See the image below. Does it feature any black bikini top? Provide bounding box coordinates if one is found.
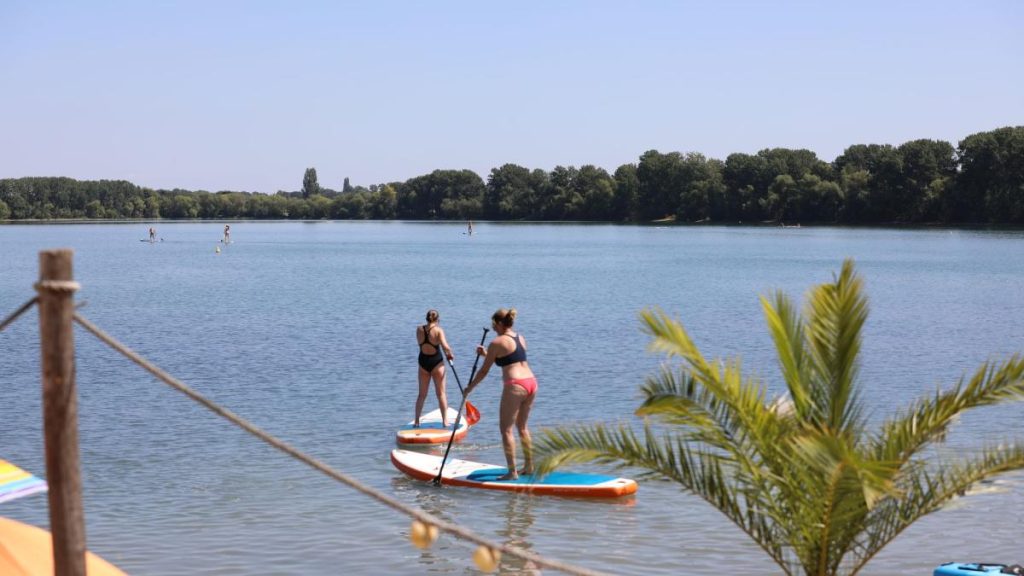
[495,333,526,366]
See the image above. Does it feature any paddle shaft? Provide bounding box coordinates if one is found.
[433,327,489,485]
[444,344,466,396]
[442,335,481,425]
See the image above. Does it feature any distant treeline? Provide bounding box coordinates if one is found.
[2,126,1021,224]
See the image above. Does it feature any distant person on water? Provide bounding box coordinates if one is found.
[468,220,474,235]
[464,308,536,480]
[148,227,156,242]
[223,224,231,243]
[415,309,455,428]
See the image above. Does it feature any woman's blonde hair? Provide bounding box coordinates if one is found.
[425,309,439,322]
[491,308,516,327]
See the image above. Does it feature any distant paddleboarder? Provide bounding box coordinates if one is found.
[223,224,231,243]
[148,227,156,242]
[467,220,474,236]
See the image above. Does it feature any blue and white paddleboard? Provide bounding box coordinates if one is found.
[390,449,637,498]
[935,564,1021,576]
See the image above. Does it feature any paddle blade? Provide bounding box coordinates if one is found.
[465,401,481,425]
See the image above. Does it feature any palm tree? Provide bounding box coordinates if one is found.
[533,260,1024,575]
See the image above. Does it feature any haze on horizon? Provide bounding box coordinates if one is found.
[1,0,1021,193]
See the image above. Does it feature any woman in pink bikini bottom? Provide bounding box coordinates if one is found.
[464,307,537,481]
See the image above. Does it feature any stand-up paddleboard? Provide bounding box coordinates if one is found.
[391,449,638,498]
[396,408,468,445]
[935,563,1023,575]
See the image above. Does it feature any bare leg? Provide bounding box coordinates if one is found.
[516,392,536,475]
[497,384,529,480]
[414,367,430,427]
[431,364,449,426]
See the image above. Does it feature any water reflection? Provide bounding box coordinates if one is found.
[394,476,542,575]
[496,494,540,575]
[405,479,464,575]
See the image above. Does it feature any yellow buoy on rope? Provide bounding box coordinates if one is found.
[409,520,438,549]
[473,545,501,572]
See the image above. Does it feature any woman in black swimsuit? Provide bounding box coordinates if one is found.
[415,309,454,428]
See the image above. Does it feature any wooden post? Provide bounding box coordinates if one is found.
[37,249,86,576]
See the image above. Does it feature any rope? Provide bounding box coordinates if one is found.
[1,290,84,332]
[34,280,82,293]
[72,312,611,576]
[0,297,38,331]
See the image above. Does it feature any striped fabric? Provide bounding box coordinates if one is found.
[0,459,47,504]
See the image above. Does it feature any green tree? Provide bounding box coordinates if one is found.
[612,164,639,221]
[302,167,319,199]
[675,153,723,222]
[369,184,399,219]
[723,153,773,221]
[896,139,956,222]
[166,195,199,218]
[308,195,332,219]
[333,190,368,219]
[534,261,1024,576]
[575,164,616,220]
[833,144,903,222]
[635,151,725,222]
[266,193,294,218]
[836,168,871,223]
[85,200,106,219]
[635,150,682,220]
[542,165,580,219]
[5,188,35,219]
[398,169,485,219]
[797,174,842,222]
[485,164,544,220]
[0,198,11,220]
[760,174,795,221]
[955,127,1024,223]
[541,165,616,220]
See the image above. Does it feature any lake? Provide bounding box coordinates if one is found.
[2,221,1023,575]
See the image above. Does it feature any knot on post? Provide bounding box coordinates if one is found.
[34,280,81,293]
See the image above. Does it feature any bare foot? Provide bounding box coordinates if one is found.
[518,467,534,476]
[413,423,420,428]
[496,472,519,481]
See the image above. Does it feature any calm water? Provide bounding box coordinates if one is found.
[2,222,1023,575]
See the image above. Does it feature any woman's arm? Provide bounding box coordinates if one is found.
[465,341,499,396]
[438,328,454,360]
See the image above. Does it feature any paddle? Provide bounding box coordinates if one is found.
[443,343,481,426]
[433,327,489,486]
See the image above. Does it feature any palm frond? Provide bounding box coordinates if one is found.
[640,307,717,384]
[803,259,868,435]
[850,443,1024,574]
[533,423,796,573]
[761,290,813,417]
[874,355,1024,464]
[639,309,796,455]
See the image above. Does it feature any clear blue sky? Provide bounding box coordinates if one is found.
[1,1,1021,193]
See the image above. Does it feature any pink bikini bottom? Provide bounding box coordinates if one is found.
[504,376,538,395]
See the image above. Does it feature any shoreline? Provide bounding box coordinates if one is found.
[3,218,1024,231]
